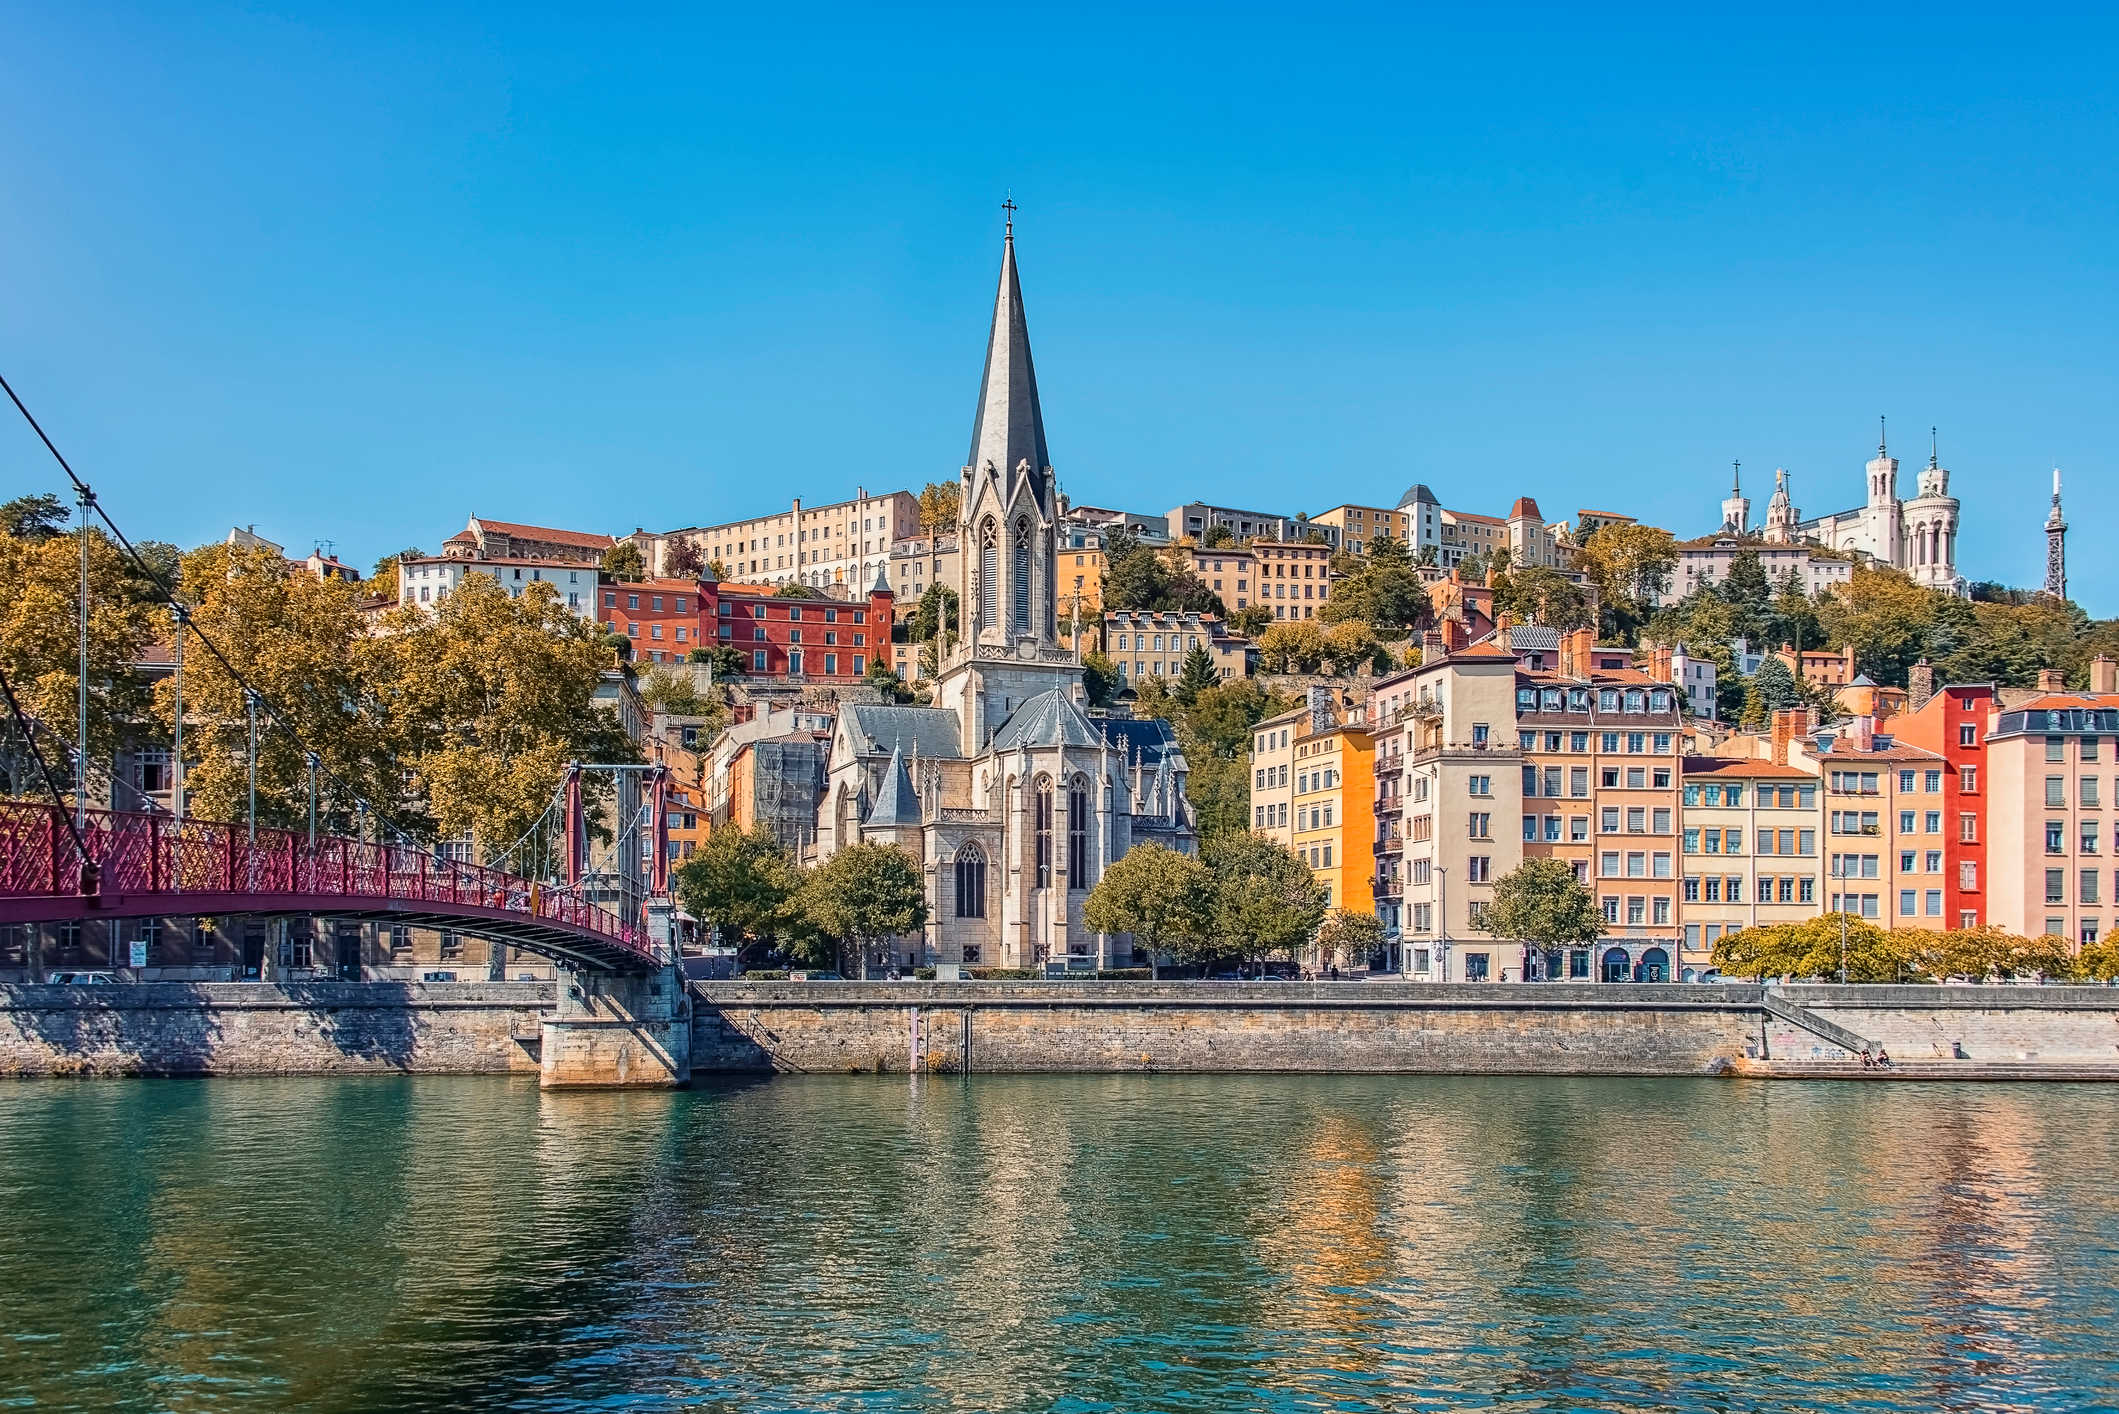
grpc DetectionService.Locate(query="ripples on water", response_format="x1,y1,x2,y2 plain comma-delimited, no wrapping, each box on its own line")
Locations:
1,1075,2116,1412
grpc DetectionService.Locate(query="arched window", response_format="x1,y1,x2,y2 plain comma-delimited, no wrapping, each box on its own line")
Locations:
1067,777,1090,889
978,520,999,631
954,845,986,919
1034,775,1053,888
1011,518,1033,635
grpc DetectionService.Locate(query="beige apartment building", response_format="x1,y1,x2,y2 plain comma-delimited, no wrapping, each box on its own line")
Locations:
1253,539,1333,620
1792,723,1950,931
1105,611,1253,685
639,487,920,593
889,532,959,608
1310,504,1408,555
1678,758,1822,977
1250,707,1302,846
1167,545,1257,610
1394,640,1525,982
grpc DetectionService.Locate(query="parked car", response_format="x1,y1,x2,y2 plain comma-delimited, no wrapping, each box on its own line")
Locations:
47,971,117,985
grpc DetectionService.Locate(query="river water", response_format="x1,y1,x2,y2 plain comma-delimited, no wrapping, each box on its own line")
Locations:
2,1074,2115,1413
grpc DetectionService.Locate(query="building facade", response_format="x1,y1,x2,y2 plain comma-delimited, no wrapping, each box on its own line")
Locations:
1726,429,1967,596
1103,610,1254,684
1251,539,1334,620
639,487,920,592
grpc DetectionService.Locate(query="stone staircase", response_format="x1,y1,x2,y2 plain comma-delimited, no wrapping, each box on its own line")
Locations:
1761,991,1875,1057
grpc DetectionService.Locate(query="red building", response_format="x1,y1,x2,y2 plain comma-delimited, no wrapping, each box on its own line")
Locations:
1895,677,1993,928
601,575,894,679
599,578,705,663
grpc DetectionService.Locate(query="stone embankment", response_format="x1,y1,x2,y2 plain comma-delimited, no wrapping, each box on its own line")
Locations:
4,979,2118,1081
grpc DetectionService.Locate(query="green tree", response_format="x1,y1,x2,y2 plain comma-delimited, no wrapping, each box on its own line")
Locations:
1740,654,1805,729
774,581,812,598
601,541,647,581
1322,619,1380,675
2077,935,2119,983
1083,843,1210,978
1201,832,1328,969
1816,566,1938,687
1719,548,1772,642
370,572,638,852
367,546,425,603
1173,644,1218,704
1080,651,1121,708
864,657,914,703
1325,546,1428,632
665,537,704,578
1,493,69,542
917,481,962,535
673,826,803,964
153,542,387,833
1228,603,1274,637
0,525,160,802
1200,522,1236,549
1771,570,1822,653
639,665,727,725
1712,914,1916,982
1256,619,1327,673
1481,857,1604,977
1913,924,2076,982
798,842,930,977
906,584,959,650
1577,522,1678,641
1315,909,1386,971
1494,564,1593,631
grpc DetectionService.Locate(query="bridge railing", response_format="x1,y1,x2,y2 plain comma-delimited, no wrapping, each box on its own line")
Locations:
0,802,652,962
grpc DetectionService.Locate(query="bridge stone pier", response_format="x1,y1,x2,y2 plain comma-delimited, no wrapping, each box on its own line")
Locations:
539,963,691,1089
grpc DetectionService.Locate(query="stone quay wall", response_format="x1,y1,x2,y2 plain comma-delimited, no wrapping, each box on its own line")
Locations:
1779,984,2119,1064
690,981,1772,1075
5,980,2116,1080
0,982,551,1078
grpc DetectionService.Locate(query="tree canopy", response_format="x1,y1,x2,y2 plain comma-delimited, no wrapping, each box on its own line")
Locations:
798,842,929,976
601,541,647,581
1200,832,1328,966
1480,857,1605,947
1083,843,1210,976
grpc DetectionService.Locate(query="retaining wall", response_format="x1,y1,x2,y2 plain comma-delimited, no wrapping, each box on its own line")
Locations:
0,982,551,1077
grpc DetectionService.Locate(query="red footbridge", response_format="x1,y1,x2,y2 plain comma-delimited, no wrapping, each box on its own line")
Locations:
0,803,660,972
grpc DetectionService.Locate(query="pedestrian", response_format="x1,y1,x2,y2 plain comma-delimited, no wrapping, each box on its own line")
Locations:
1859,1046,1874,1068
1876,1046,1892,1068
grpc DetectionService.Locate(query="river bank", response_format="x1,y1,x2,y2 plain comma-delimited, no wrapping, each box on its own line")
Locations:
6,979,2118,1080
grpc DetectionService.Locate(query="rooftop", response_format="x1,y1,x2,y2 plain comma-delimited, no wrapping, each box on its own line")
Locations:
472,518,616,550
1682,756,1818,779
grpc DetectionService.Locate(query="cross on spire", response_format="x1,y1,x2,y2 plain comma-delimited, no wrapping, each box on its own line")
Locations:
1001,194,1017,240
1878,414,1887,456
1731,459,1741,493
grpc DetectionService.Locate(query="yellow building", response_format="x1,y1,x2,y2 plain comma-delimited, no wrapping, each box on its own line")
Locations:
1310,504,1409,555
1290,709,1375,914
1061,544,1106,624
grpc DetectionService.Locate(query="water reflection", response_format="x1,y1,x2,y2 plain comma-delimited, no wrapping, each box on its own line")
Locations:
1,1075,2115,1412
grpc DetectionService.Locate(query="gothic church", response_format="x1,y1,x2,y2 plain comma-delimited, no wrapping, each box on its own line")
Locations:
811,222,1196,972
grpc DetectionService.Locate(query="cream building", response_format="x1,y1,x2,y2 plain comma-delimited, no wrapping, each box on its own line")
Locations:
1678,757,1822,978
639,487,920,593
1309,504,1408,555
1252,539,1333,620
1250,707,1301,846
1104,610,1254,684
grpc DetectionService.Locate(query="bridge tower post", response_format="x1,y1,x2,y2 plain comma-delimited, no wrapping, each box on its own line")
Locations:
562,763,583,887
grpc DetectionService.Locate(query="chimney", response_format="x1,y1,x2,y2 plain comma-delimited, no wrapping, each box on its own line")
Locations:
1494,613,1514,652
1562,626,1593,679
1908,660,1936,712
2038,667,2067,693
1648,645,1673,684
2092,654,2119,696
1769,708,1803,767
1442,618,1470,654
1421,630,1446,666
1849,714,1876,752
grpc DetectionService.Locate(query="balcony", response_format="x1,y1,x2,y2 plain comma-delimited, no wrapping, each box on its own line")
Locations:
1410,742,1523,767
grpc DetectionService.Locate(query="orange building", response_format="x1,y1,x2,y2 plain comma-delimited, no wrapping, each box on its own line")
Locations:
1290,704,1375,915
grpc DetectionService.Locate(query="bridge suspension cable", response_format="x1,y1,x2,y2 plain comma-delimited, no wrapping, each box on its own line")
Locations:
0,368,426,852
0,663,93,883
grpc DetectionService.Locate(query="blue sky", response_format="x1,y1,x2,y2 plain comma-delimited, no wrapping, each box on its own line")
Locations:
2,4,2114,608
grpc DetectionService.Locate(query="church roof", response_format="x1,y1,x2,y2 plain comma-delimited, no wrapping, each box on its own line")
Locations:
1098,714,1184,768
989,689,1106,751
864,744,922,827
966,225,1052,508
844,705,964,760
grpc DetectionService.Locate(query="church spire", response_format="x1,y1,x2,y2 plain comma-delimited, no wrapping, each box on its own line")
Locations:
966,204,1052,510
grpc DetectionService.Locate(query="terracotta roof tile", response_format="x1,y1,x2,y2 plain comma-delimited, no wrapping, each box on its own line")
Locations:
472,518,616,550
